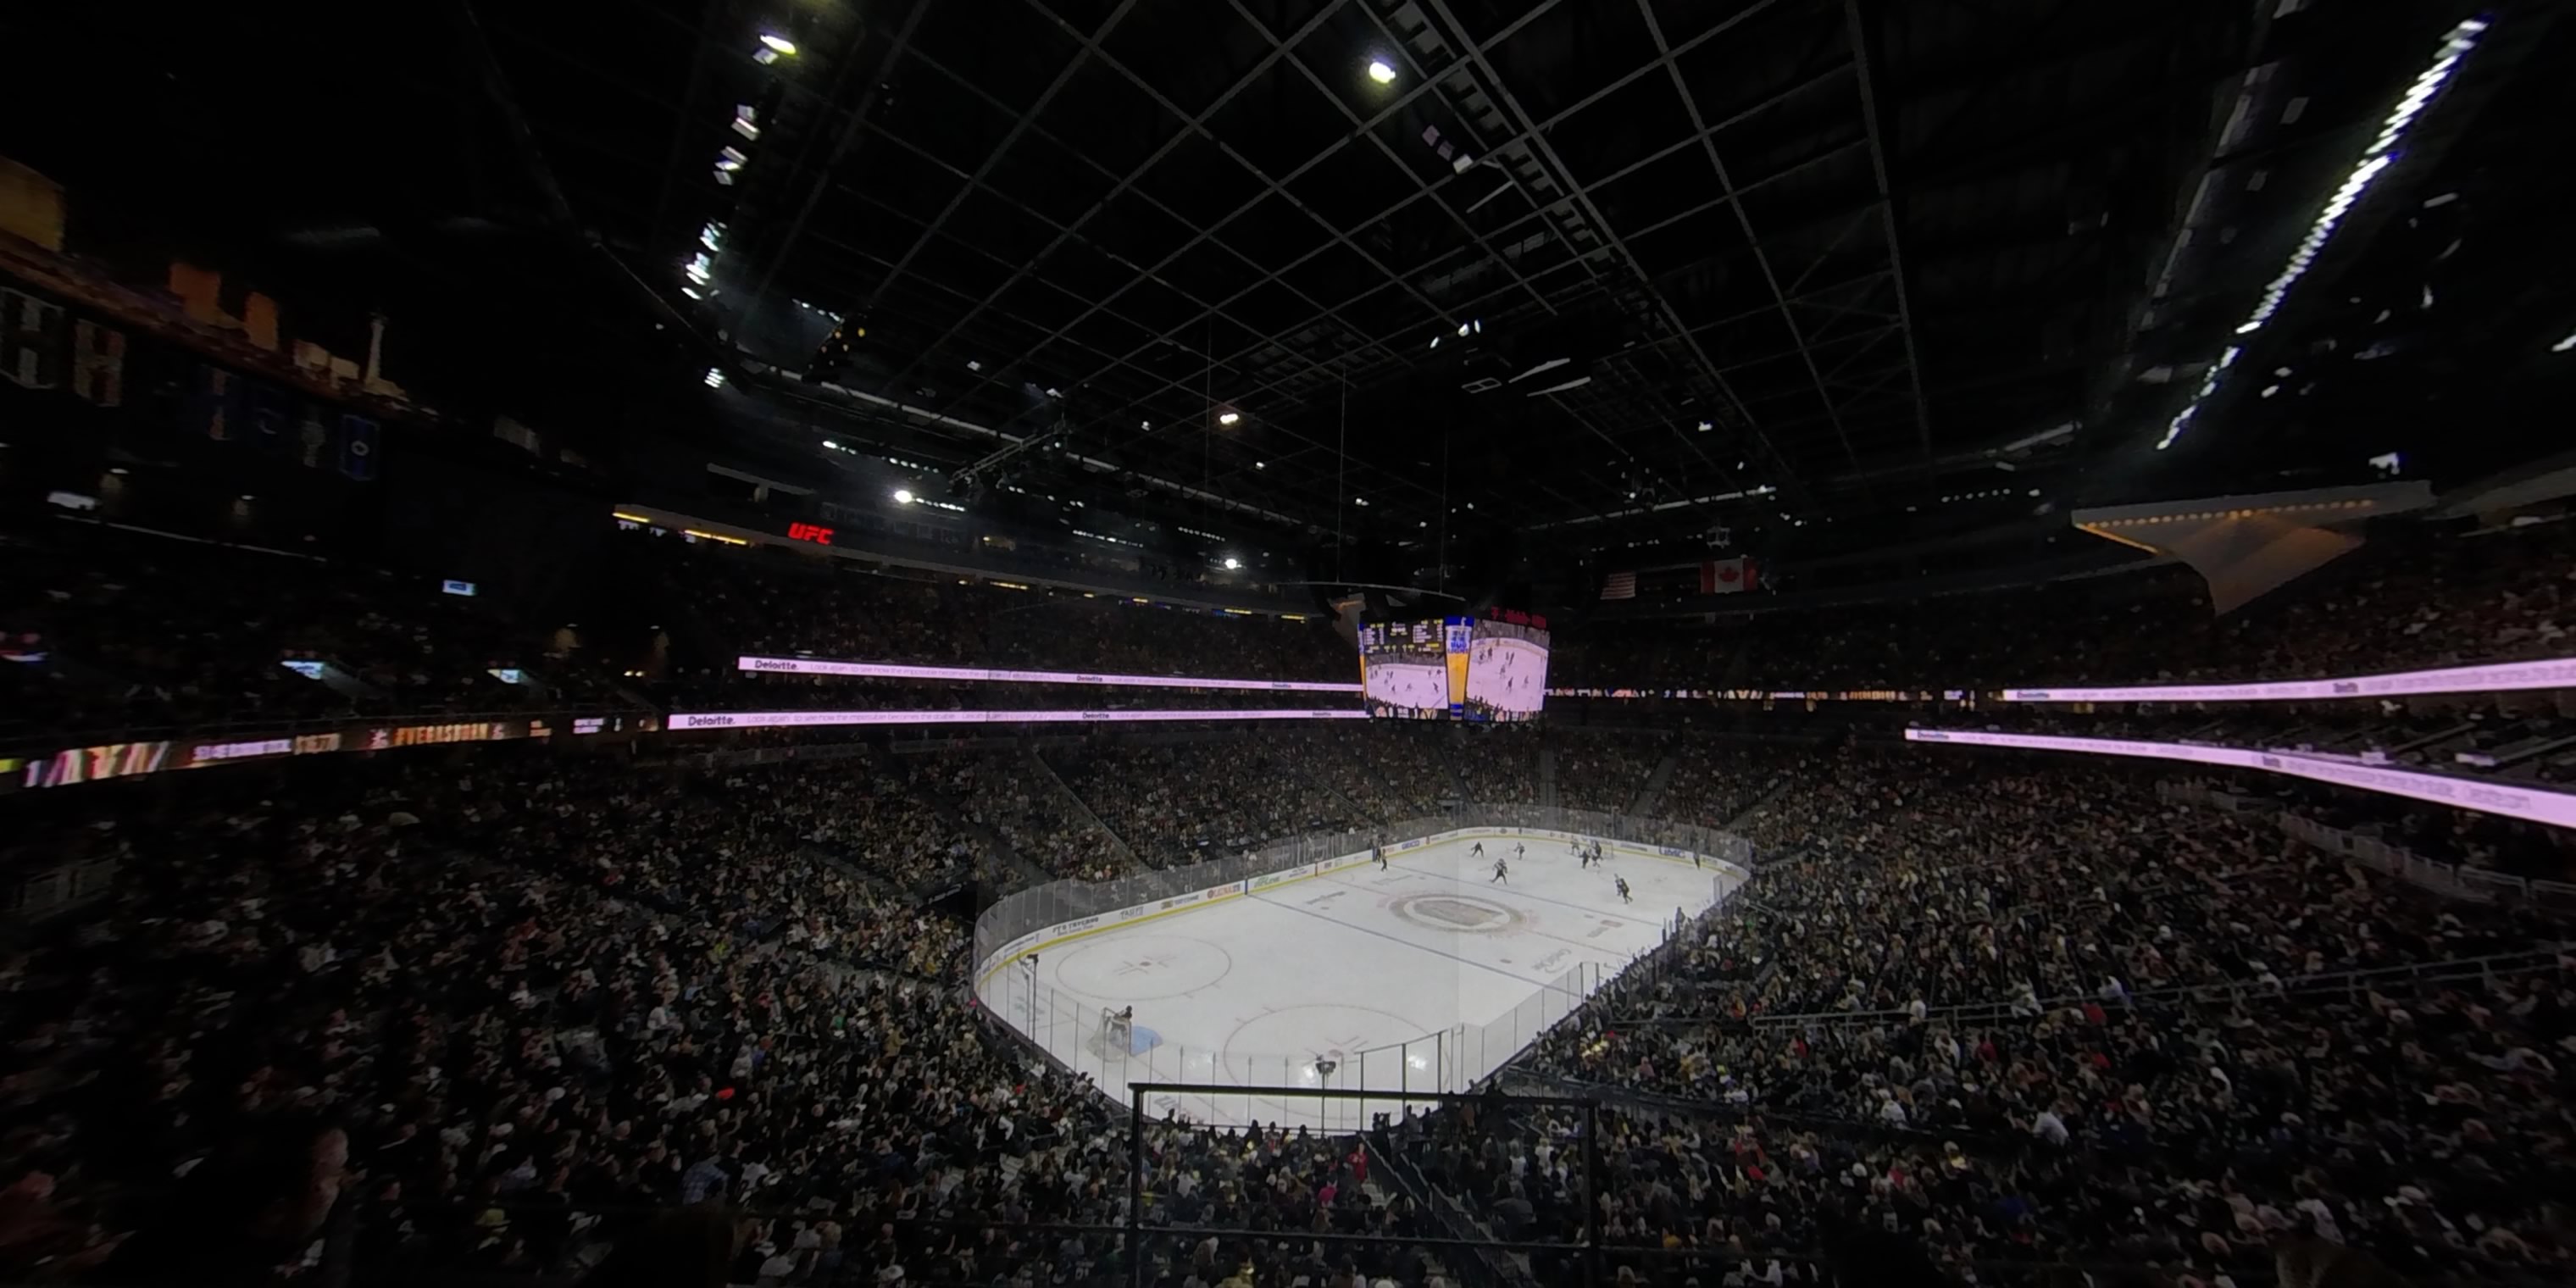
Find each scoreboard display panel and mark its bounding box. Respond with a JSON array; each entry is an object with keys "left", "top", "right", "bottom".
[
  {"left": 1358, "top": 611, "right": 1550, "bottom": 721},
  {"left": 1463, "top": 619, "right": 1549, "bottom": 722},
  {"left": 1358, "top": 620, "right": 1450, "bottom": 719}
]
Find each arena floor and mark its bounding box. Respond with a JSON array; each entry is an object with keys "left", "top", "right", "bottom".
[{"left": 981, "top": 834, "right": 1739, "bottom": 1130}]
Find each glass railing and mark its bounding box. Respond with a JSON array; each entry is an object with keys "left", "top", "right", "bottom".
[{"left": 970, "top": 804, "right": 1752, "bottom": 1130}]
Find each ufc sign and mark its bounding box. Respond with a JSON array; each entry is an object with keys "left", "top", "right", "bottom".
[{"left": 786, "top": 521, "right": 834, "bottom": 546}]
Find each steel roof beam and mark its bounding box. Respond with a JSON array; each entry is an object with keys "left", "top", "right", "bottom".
[
  {"left": 1847, "top": 0, "right": 1941, "bottom": 469},
  {"left": 956, "top": 2, "right": 1842, "bottom": 467},
  {"left": 942, "top": 0, "right": 1483, "bottom": 453},
  {"left": 1640, "top": 0, "right": 1862, "bottom": 471},
  {"left": 856, "top": 0, "right": 1143, "bottom": 324},
  {"left": 1234, "top": 0, "right": 1561, "bottom": 316},
  {"left": 1412, "top": 0, "right": 1790, "bottom": 515},
  {"left": 875, "top": 0, "right": 1399, "bottom": 417}
]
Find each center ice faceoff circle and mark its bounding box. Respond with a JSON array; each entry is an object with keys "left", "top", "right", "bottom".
[
  {"left": 1384, "top": 891, "right": 1526, "bottom": 934},
  {"left": 1052, "top": 934, "right": 1234, "bottom": 1001}
]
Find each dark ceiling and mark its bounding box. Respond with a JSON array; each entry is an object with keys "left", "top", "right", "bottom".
[{"left": 3, "top": 0, "right": 2567, "bottom": 583}]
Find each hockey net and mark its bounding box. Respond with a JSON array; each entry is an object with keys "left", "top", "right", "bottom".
[{"left": 1094, "top": 1008, "right": 1134, "bottom": 1059}]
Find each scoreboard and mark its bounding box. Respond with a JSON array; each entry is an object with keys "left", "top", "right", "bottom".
[{"left": 1357, "top": 613, "right": 1550, "bottom": 722}]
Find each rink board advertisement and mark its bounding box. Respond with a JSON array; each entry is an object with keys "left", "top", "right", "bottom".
[{"left": 974, "top": 826, "right": 1747, "bottom": 994}]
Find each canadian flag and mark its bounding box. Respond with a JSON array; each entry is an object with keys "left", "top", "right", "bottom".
[{"left": 1700, "top": 557, "right": 1759, "bottom": 595}]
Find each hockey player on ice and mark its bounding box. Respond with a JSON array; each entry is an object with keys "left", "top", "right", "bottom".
[
  {"left": 1614, "top": 875, "right": 1632, "bottom": 904},
  {"left": 1491, "top": 858, "right": 1509, "bottom": 885},
  {"left": 1469, "top": 841, "right": 1485, "bottom": 858}
]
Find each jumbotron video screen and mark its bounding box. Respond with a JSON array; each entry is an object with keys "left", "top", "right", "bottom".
[
  {"left": 1359, "top": 620, "right": 1450, "bottom": 719},
  {"left": 1358, "top": 613, "right": 1550, "bottom": 721},
  {"left": 1463, "top": 619, "right": 1549, "bottom": 722}
]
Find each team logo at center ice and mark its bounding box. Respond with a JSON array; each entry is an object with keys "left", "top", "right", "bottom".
[{"left": 1385, "top": 893, "right": 1524, "bottom": 933}]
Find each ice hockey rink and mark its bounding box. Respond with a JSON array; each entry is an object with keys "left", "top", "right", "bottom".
[
  {"left": 978, "top": 833, "right": 1740, "bottom": 1130},
  {"left": 1465, "top": 636, "right": 1548, "bottom": 715},
  {"left": 1363, "top": 659, "right": 1449, "bottom": 713}
]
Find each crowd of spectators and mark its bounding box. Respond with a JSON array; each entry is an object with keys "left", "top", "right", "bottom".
[
  {"left": 652, "top": 541, "right": 1351, "bottom": 686},
  {"left": 0, "top": 747, "right": 1062, "bottom": 1282},
  {"left": 681, "top": 676, "right": 1357, "bottom": 716},
  {"left": 1263, "top": 726, "right": 1458, "bottom": 823},
  {"left": 1554, "top": 519, "right": 2576, "bottom": 693},
  {"left": 1551, "top": 732, "right": 1668, "bottom": 813},
  {"left": 1452, "top": 727, "right": 1541, "bottom": 805},
  {"left": 1, "top": 523, "right": 635, "bottom": 747},
  {"left": 1046, "top": 742, "right": 1364, "bottom": 869},
  {"left": 18, "top": 508, "right": 2576, "bottom": 1286},
  {"left": 1654, "top": 741, "right": 1823, "bottom": 832},
  {"left": 6, "top": 715, "right": 2572, "bottom": 1285},
  {"left": 954, "top": 752, "right": 1139, "bottom": 883},
  {"left": 1498, "top": 751, "right": 2575, "bottom": 1285}
]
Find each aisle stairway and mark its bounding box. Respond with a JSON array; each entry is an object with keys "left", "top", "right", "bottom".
[
  {"left": 1030, "top": 751, "right": 1145, "bottom": 869},
  {"left": 900, "top": 763, "right": 1052, "bottom": 891},
  {"left": 1535, "top": 741, "right": 1558, "bottom": 808},
  {"left": 1627, "top": 746, "right": 1680, "bottom": 817}
]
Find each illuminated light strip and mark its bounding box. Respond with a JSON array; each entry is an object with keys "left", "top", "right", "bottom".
[
  {"left": 2157, "top": 17, "right": 2488, "bottom": 451},
  {"left": 2090, "top": 498, "right": 2379, "bottom": 527},
  {"left": 2001, "top": 655, "right": 2576, "bottom": 703},
  {"left": 612, "top": 512, "right": 653, "bottom": 524},
  {"left": 2077, "top": 523, "right": 2165, "bottom": 556},
  {"left": 1904, "top": 725, "right": 2576, "bottom": 831},
  {"left": 668, "top": 708, "right": 1369, "bottom": 730},
  {"left": 736, "top": 655, "right": 1359, "bottom": 691},
  {"left": 680, "top": 528, "right": 751, "bottom": 547}
]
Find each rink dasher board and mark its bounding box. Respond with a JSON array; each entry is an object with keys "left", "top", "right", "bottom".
[{"left": 973, "top": 826, "right": 1746, "bottom": 992}]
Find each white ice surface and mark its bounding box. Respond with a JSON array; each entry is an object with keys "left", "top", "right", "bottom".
[
  {"left": 1464, "top": 637, "right": 1548, "bottom": 715},
  {"left": 1363, "top": 660, "right": 1449, "bottom": 713},
  {"left": 980, "top": 835, "right": 1738, "bottom": 1130}
]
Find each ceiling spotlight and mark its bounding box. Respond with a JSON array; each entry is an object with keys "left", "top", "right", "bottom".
[
  {"left": 823, "top": 440, "right": 838, "bottom": 449},
  {"left": 1254, "top": 461, "right": 1265, "bottom": 469},
  {"left": 1218, "top": 411, "right": 1241, "bottom": 425},
  {"left": 703, "top": 368, "right": 726, "bottom": 388},
  {"left": 1224, "top": 557, "right": 1242, "bottom": 570},
  {"left": 1367, "top": 59, "right": 1396, "bottom": 85},
  {"left": 1354, "top": 496, "right": 1369, "bottom": 507},
  {"left": 893, "top": 489, "right": 915, "bottom": 504},
  {"left": 1456, "top": 322, "right": 1471, "bottom": 337},
  {"left": 1696, "top": 420, "right": 1713, "bottom": 432},
  {"left": 1140, "top": 419, "right": 1151, "bottom": 430},
  {"left": 759, "top": 33, "right": 797, "bottom": 55},
  {"left": 239, "top": 494, "right": 255, "bottom": 502},
  {"left": 966, "top": 359, "right": 981, "bottom": 372},
  {"left": 1045, "top": 386, "right": 1061, "bottom": 398}
]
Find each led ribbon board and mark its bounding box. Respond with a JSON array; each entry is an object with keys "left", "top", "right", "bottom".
[
  {"left": 2001, "top": 656, "right": 2576, "bottom": 703},
  {"left": 1905, "top": 727, "right": 2576, "bottom": 830},
  {"left": 669, "top": 708, "right": 1369, "bottom": 730},
  {"left": 736, "top": 656, "right": 1358, "bottom": 692}
]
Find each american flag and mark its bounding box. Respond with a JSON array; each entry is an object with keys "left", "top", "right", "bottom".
[{"left": 1599, "top": 571, "right": 1636, "bottom": 600}]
